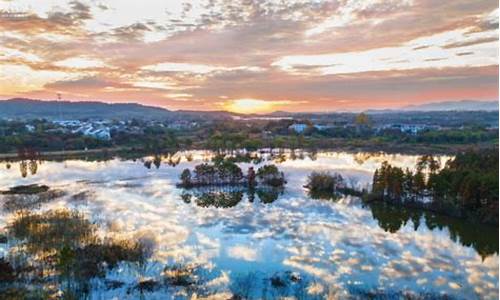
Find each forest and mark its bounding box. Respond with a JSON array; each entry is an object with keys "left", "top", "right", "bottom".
[{"left": 369, "top": 149, "right": 499, "bottom": 224}]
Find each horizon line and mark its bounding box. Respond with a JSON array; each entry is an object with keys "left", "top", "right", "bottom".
[{"left": 0, "top": 97, "right": 498, "bottom": 115}]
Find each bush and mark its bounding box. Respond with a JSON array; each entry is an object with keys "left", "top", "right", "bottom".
[
  {"left": 305, "top": 171, "right": 346, "bottom": 200},
  {"left": 257, "top": 165, "right": 286, "bottom": 187}
]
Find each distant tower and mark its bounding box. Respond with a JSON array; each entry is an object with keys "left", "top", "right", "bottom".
[
  {"left": 56, "top": 93, "right": 66, "bottom": 158},
  {"left": 57, "top": 93, "right": 63, "bottom": 121}
]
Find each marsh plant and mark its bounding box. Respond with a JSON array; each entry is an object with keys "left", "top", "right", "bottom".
[
  {"left": 2, "top": 209, "right": 148, "bottom": 298},
  {"left": 305, "top": 171, "right": 348, "bottom": 200},
  {"left": 1, "top": 184, "right": 66, "bottom": 213}
]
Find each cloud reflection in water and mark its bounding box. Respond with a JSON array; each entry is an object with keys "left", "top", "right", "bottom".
[{"left": 0, "top": 151, "right": 496, "bottom": 299}]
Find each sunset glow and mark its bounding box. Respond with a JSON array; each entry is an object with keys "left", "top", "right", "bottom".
[
  {"left": 223, "top": 99, "right": 288, "bottom": 114},
  {"left": 0, "top": 0, "right": 497, "bottom": 112}
]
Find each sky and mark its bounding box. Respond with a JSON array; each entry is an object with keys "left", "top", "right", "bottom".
[{"left": 0, "top": 0, "right": 498, "bottom": 113}]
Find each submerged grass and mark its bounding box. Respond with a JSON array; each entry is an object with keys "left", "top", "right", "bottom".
[
  {"left": 1, "top": 188, "right": 66, "bottom": 213},
  {"left": 2, "top": 208, "right": 148, "bottom": 298},
  {"left": 0, "top": 184, "right": 50, "bottom": 195}
]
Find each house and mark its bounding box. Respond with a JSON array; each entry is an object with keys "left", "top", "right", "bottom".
[
  {"left": 313, "top": 124, "right": 332, "bottom": 131},
  {"left": 53, "top": 120, "right": 82, "bottom": 127},
  {"left": 90, "top": 128, "right": 111, "bottom": 140},
  {"left": 378, "top": 124, "right": 440, "bottom": 135},
  {"left": 289, "top": 123, "right": 309, "bottom": 133}
]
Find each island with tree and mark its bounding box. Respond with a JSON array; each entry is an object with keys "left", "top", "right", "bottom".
[
  {"left": 367, "top": 150, "right": 498, "bottom": 224},
  {"left": 178, "top": 159, "right": 286, "bottom": 189}
]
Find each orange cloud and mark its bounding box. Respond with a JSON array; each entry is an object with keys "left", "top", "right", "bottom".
[{"left": 0, "top": 1, "right": 497, "bottom": 111}]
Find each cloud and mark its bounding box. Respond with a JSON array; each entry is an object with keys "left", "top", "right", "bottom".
[
  {"left": 273, "top": 27, "right": 498, "bottom": 75},
  {"left": 0, "top": 1, "right": 92, "bottom": 35},
  {"left": 305, "top": 0, "right": 414, "bottom": 36},
  {"left": 45, "top": 76, "right": 112, "bottom": 90},
  {"left": 142, "top": 62, "right": 264, "bottom": 75},
  {"left": 0, "top": 64, "right": 87, "bottom": 96},
  {"left": 53, "top": 56, "right": 108, "bottom": 69},
  {"left": 104, "top": 22, "right": 152, "bottom": 41},
  {"left": 1, "top": 152, "right": 498, "bottom": 299},
  {"left": 0, "top": 0, "right": 497, "bottom": 110},
  {"left": 227, "top": 245, "right": 258, "bottom": 261},
  {"left": 442, "top": 37, "right": 498, "bottom": 49}
]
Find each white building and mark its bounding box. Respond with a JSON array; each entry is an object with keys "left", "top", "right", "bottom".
[{"left": 289, "top": 123, "right": 309, "bottom": 133}]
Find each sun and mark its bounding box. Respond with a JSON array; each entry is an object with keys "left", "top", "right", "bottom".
[{"left": 223, "top": 99, "right": 274, "bottom": 114}]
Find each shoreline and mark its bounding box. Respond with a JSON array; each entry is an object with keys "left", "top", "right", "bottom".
[
  {"left": 0, "top": 142, "right": 496, "bottom": 160},
  {"left": 0, "top": 147, "right": 133, "bottom": 160},
  {"left": 363, "top": 197, "right": 499, "bottom": 227}
]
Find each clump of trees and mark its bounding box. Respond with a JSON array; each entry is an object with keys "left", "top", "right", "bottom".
[
  {"left": 304, "top": 171, "right": 362, "bottom": 200},
  {"left": 429, "top": 149, "right": 498, "bottom": 223},
  {"left": 305, "top": 172, "right": 345, "bottom": 200},
  {"left": 371, "top": 155, "right": 441, "bottom": 202},
  {"left": 256, "top": 165, "right": 286, "bottom": 187},
  {"left": 370, "top": 150, "right": 498, "bottom": 224},
  {"left": 179, "top": 160, "right": 286, "bottom": 188},
  {"left": 179, "top": 160, "right": 244, "bottom": 188}
]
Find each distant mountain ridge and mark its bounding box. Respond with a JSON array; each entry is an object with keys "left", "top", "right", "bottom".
[
  {"left": 0, "top": 98, "right": 235, "bottom": 120},
  {"left": 1, "top": 98, "right": 498, "bottom": 120},
  {"left": 402, "top": 100, "right": 498, "bottom": 112}
]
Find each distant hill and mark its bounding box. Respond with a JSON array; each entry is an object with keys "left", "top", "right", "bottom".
[
  {"left": 176, "top": 109, "right": 237, "bottom": 119},
  {"left": 402, "top": 100, "right": 498, "bottom": 112},
  {"left": 0, "top": 98, "right": 234, "bottom": 120},
  {"left": 2, "top": 98, "right": 497, "bottom": 121}
]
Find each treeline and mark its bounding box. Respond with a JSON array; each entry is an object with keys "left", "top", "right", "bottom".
[
  {"left": 369, "top": 150, "right": 498, "bottom": 224},
  {"left": 312, "top": 125, "right": 498, "bottom": 144},
  {"left": 0, "top": 117, "right": 498, "bottom": 155}
]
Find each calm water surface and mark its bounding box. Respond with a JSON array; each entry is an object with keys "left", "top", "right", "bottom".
[{"left": 0, "top": 151, "right": 497, "bottom": 299}]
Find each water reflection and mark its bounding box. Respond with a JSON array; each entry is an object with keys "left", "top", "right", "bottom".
[
  {"left": 0, "top": 150, "right": 497, "bottom": 299},
  {"left": 230, "top": 271, "right": 323, "bottom": 300},
  {"left": 366, "top": 202, "right": 499, "bottom": 258},
  {"left": 3, "top": 209, "right": 147, "bottom": 298},
  {"left": 186, "top": 190, "right": 244, "bottom": 208},
  {"left": 1, "top": 148, "right": 444, "bottom": 179},
  {"left": 181, "top": 185, "right": 284, "bottom": 208},
  {"left": 1, "top": 184, "right": 65, "bottom": 212},
  {"left": 254, "top": 186, "right": 284, "bottom": 204}
]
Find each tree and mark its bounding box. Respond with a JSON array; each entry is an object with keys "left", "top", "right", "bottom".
[
  {"left": 413, "top": 170, "right": 426, "bottom": 200},
  {"left": 247, "top": 167, "right": 256, "bottom": 187},
  {"left": 371, "top": 149, "right": 499, "bottom": 224},
  {"left": 355, "top": 113, "right": 371, "bottom": 127},
  {"left": 403, "top": 168, "right": 414, "bottom": 200},
  {"left": 180, "top": 169, "right": 192, "bottom": 187},
  {"left": 257, "top": 165, "right": 286, "bottom": 187}
]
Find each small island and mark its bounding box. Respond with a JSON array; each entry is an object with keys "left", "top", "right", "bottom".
[
  {"left": 304, "top": 171, "right": 361, "bottom": 200},
  {"left": 178, "top": 160, "right": 286, "bottom": 189}
]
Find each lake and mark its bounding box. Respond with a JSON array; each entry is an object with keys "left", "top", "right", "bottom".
[{"left": 0, "top": 150, "right": 497, "bottom": 299}]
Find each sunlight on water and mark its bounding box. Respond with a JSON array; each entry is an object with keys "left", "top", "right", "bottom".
[{"left": 0, "top": 151, "right": 496, "bottom": 299}]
